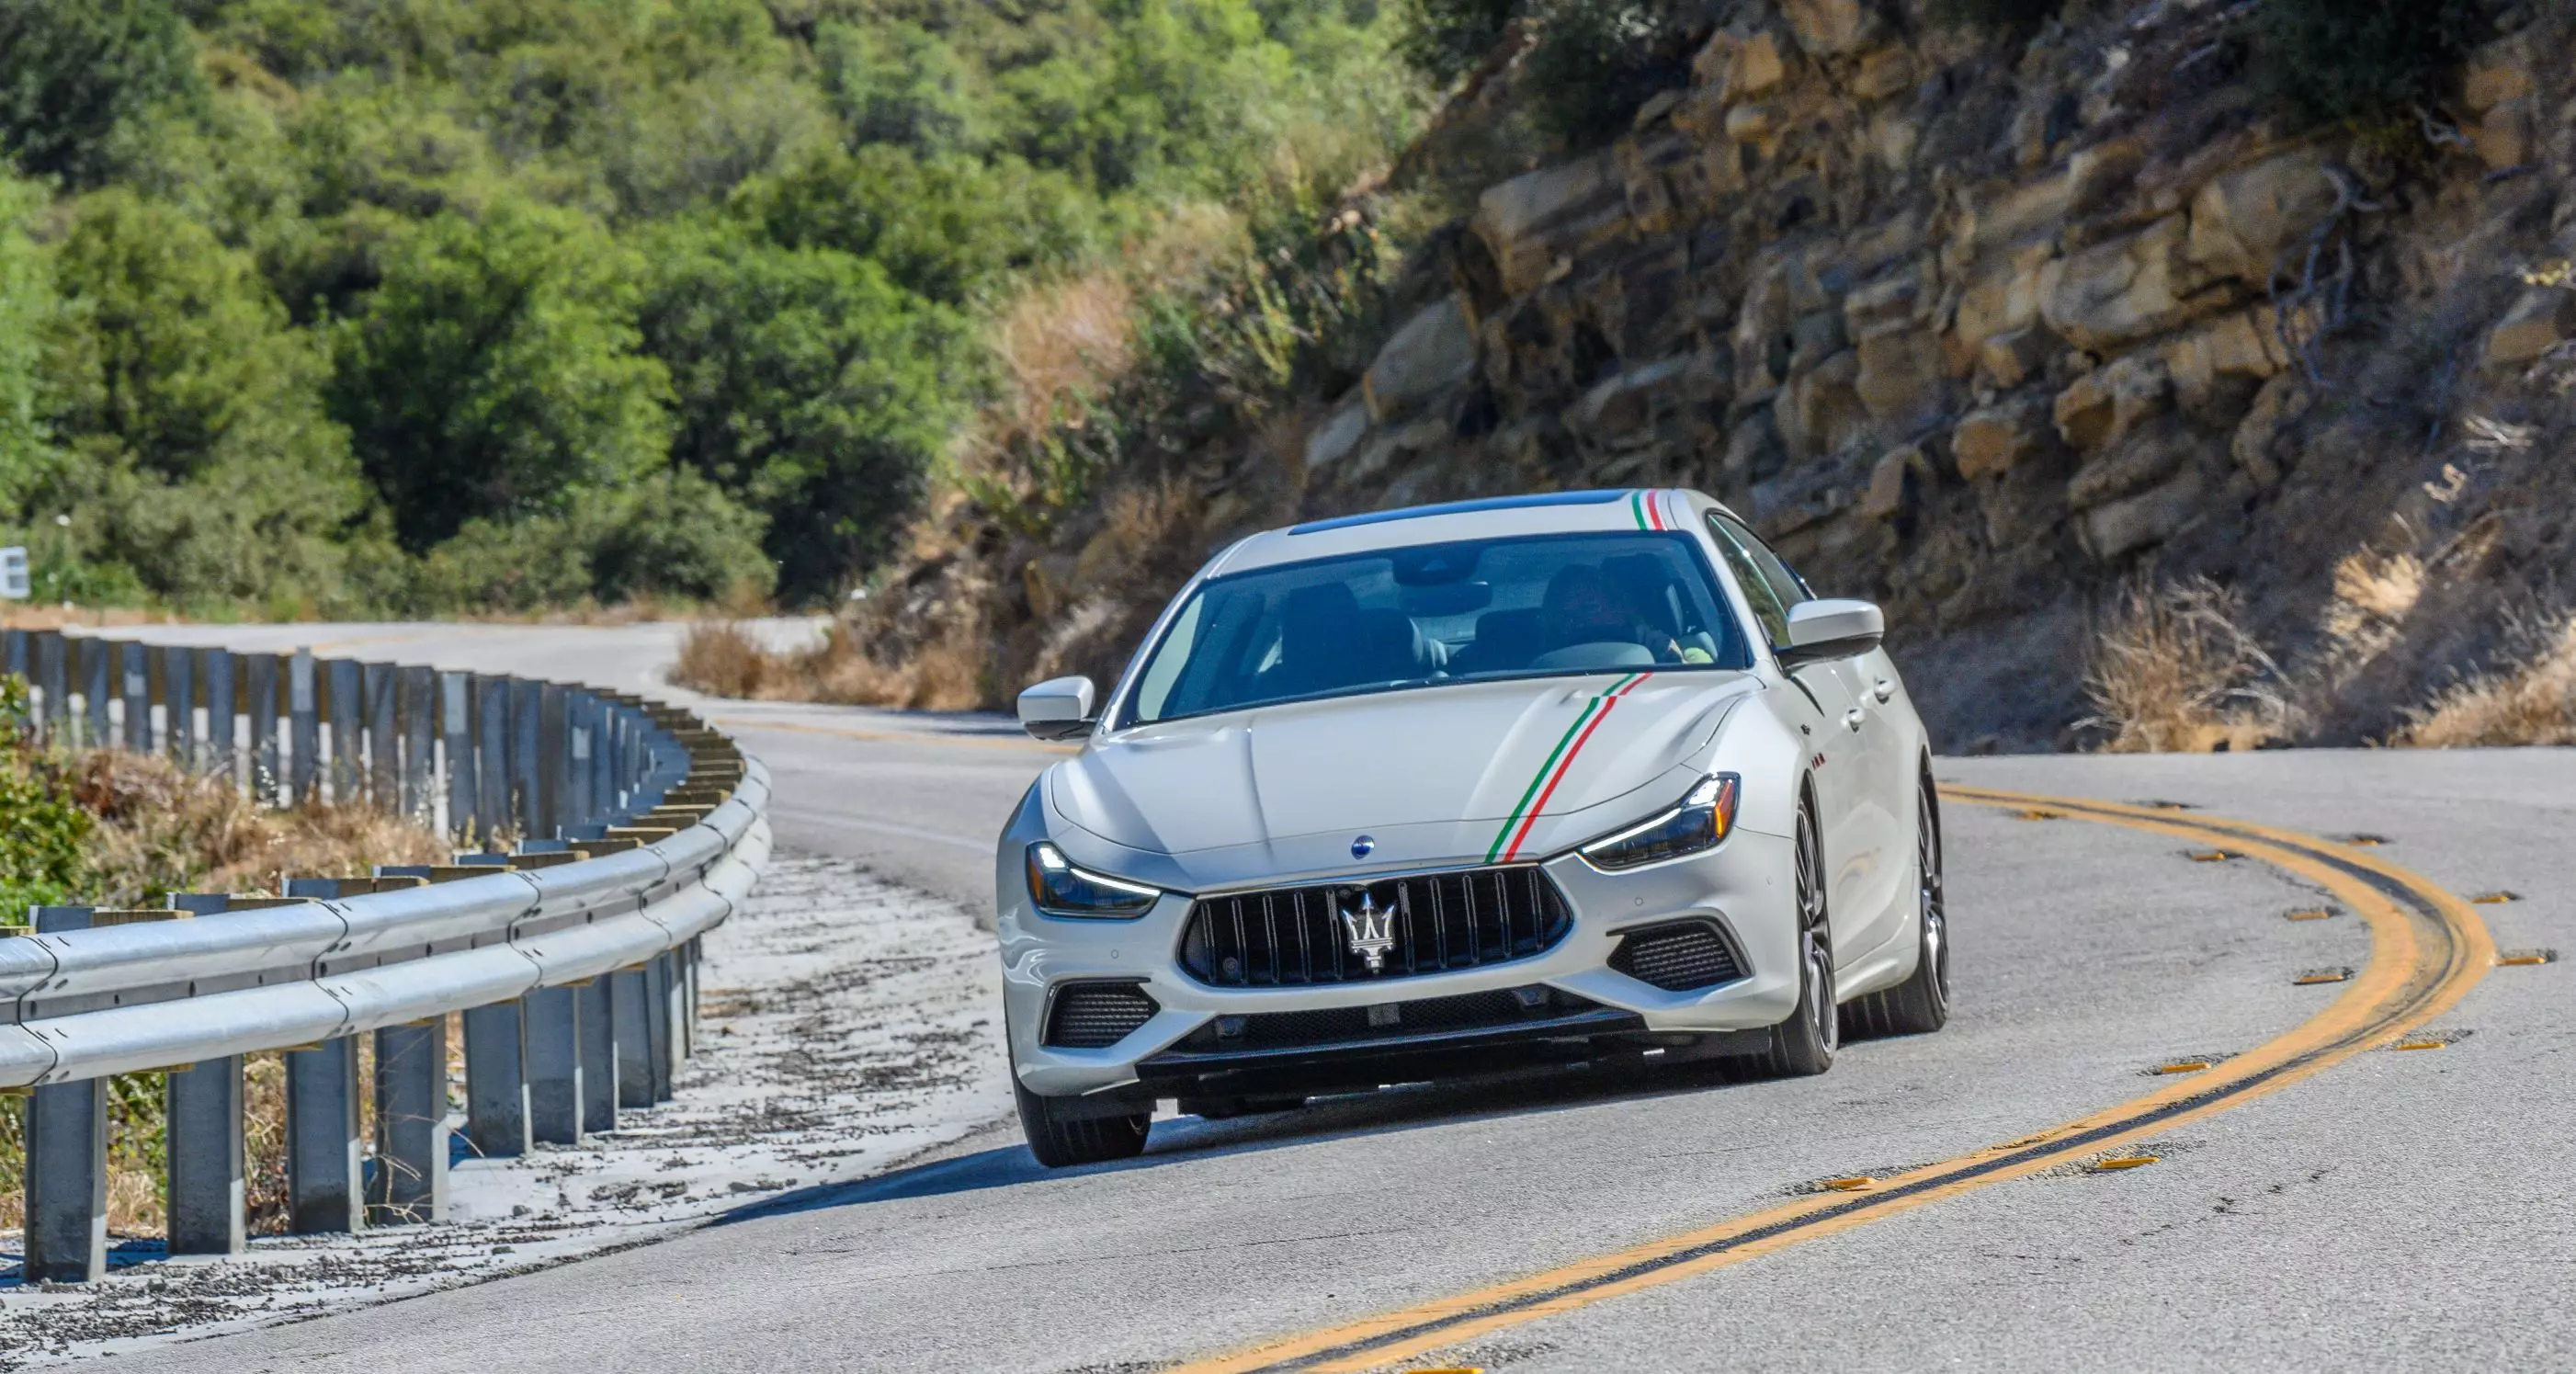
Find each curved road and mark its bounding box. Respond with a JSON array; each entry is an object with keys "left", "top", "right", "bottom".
[{"left": 95, "top": 624, "right": 2574, "bottom": 1371}]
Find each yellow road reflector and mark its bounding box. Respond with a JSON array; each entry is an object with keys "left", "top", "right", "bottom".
[
  {"left": 2292, "top": 968, "right": 2354, "bottom": 986},
  {"left": 2498, "top": 950, "right": 2556, "bottom": 967},
  {"left": 2471, "top": 891, "right": 2520, "bottom": 904},
  {"left": 1819, "top": 1176, "right": 1876, "bottom": 1192},
  {"left": 2284, "top": 908, "right": 2335, "bottom": 921},
  {"left": 2091, "top": 1155, "right": 2159, "bottom": 1172},
  {"left": 2152, "top": 1061, "right": 2215, "bottom": 1075},
  {"left": 2390, "top": 1039, "right": 2446, "bottom": 1051},
  {"left": 2187, "top": 849, "right": 2238, "bottom": 862},
  {"left": 2341, "top": 834, "right": 2389, "bottom": 847},
  {"left": 2013, "top": 809, "right": 2063, "bottom": 821}
]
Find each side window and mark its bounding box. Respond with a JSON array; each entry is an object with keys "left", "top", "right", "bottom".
[{"left": 1705, "top": 512, "right": 1808, "bottom": 648}]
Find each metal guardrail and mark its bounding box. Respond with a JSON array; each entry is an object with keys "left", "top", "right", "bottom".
[{"left": 0, "top": 627, "right": 769, "bottom": 1282}]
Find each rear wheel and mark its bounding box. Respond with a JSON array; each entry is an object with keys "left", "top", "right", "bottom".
[
  {"left": 1852, "top": 772, "right": 1950, "bottom": 1038},
  {"left": 1749, "top": 797, "right": 1837, "bottom": 1077},
  {"left": 1016, "top": 1079, "right": 1150, "bottom": 1167}
]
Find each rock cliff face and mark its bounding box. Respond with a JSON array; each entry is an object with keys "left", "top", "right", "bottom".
[{"left": 869, "top": 0, "right": 2576, "bottom": 750}]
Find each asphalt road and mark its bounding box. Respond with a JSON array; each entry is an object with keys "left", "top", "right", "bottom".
[{"left": 93, "top": 624, "right": 2573, "bottom": 1371}]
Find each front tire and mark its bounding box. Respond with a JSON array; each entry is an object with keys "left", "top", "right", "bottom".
[
  {"left": 1851, "top": 771, "right": 1950, "bottom": 1038},
  {"left": 1016, "top": 1079, "right": 1149, "bottom": 1167},
  {"left": 1749, "top": 796, "right": 1837, "bottom": 1077}
]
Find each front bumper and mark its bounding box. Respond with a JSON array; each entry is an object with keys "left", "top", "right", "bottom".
[{"left": 1001, "top": 831, "right": 1802, "bottom": 1101}]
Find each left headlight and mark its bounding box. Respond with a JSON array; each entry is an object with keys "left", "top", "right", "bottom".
[
  {"left": 1025, "top": 841, "right": 1163, "bottom": 918},
  {"left": 1578, "top": 774, "right": 1741, "bottom": 872}
]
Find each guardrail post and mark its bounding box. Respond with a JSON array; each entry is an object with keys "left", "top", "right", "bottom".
[
  {"left": 462, "top": 1000, "right": 530, "bottom": 1158},
  {"left": 442, "top": 671, "right": 474, "bottom": 841},
  {"left": 525, "top": 983, "right": 583, "bottom": 1145},
  {"left": 364, "top": 661, "right": 397, "bottom": 811},
  {"left": 37, "top": 630, "right": 68, "bottom": 744},
  {"left": 327, "top": 657, "right": 362, "bottom": 804},
  {"left": 205, "top": 648, "right": 235, "bottom": 781},
  {"left": 576, "top": 977, "right": 616, "bottom": 1134},
  {"left": 81, "top": 635, "right": 108, "bottom": 746},
  {"left": 166, "top": 1056, "right": 246, "bottom": 1255},
  {"left": 2, "top": 627, "right": 25, "bottom": 685},
  {"left": 289, "top": 648, "right": 319, "bottom": 803},
  {"left": 685, "top": 937, "right": 703, "bottom": 1056},
  {"left": 248, "top": 653, "right": 279, "bottom": 802},
  {"left": 370, "top": 1018, "right": 448, "bottom": 1225},
  {"left": 286, "top": 1037, "right": 364, "bottom": 1233},
  {"left": 563, "top": 693, "right": 594, "bottom": 831},
  {"left": 24, "top": 905, "right": 107, "bottom": 1283},
  {"left": 159, "top": 643, "right": 194, "bottom": 767},
  {"left": 644, "top": 953, "right": 675, "bottom": 1100},
  {"left": 402, "top": 665, "right": 436, "bottom": 824},
  {"left": 537, "top": 683, "right": 566, "bottom": 839},
  {"left": 119, "top": 641, "right": 149, "bottom": 751},
  {"left": 611, "top": 966, "right": 653, "bottom": 1108},
  {"left": 513, "top": 678, "right": 543, "bottom": 840},
  {"left": 475, "top": 676, "right": 510, "bottom": 845}
]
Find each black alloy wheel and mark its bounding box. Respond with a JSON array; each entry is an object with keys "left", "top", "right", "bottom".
[{"left": 1751, "top": 795, "right": 1837, "bottom": 1077}]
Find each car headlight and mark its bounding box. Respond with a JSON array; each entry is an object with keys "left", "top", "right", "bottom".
[
  {"left": 1025, "top": 842, "right": 1163, "bottom": 918},
  {"left": 1578, "top": 774, "right": 1740, "bottom": 871}
]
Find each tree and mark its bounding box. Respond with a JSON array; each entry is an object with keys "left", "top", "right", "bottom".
[
  {"left": 329, "top": 199, "right": 673, "bottom": 551},
  {"left": 639, "top": 221, "right": 976, "bottom": 601},
  {"left": 0, "top": 173, "right": 53, "bottom": 517},
  {"left": 0, "top": 0, "right": 202, "bottom": 187}
]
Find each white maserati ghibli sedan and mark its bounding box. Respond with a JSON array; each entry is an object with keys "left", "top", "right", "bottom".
[{"left": 995, "top": 488, "right": 1947, "bottom": 1165}]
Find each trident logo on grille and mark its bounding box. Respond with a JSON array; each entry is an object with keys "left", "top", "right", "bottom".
[{"left": 1339, "top": 891, "right": 1397, "bottom": 973}]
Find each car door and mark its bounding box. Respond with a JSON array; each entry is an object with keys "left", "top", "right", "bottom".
[{"left": 1702, "top": 513, "right": 1879, "bottom": 961}]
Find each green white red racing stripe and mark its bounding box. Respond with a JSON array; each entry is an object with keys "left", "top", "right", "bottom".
[
  {"left": 1628, "top": 488, "right": 1668, "bottom": 530},
  {"left": 1487, "top": 670, "right": 1654, "bottom": 863}
]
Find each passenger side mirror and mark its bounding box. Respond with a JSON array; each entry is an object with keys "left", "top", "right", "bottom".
[
  {"left": 1017, "top": 675, "right": 1098, "bottom": 741},
  {"left": 1777, "top": 599, "right": 1884, "bottom": 669}
]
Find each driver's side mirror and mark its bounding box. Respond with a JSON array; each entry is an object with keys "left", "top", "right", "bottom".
[
  {"left": 1777, "top": 599, "right": 1885, "bottom": 669},
  {"left": 1017, "top": 675, "right": 1097, "bottom": 741}
]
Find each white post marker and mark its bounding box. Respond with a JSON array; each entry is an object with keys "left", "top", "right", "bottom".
[{"left": 0, "top": 546, "right": 28, "bottom": 600}]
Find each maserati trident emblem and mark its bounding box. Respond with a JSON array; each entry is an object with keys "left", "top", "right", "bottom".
[
  {"left": 1351, "top": 834, "right": 1376, "bottom": 860},
  {"left": 1339, "top": 891, "right": 1398, "bottom": 973}
]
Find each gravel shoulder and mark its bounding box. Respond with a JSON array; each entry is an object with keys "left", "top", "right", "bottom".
[{"left": 0, "top": 854, "right": 1008, "bottom": 1368}]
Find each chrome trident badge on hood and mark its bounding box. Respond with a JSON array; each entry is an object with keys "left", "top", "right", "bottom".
[{"left": 1339, "top": 891, "right": 1397, "bottom": 972}]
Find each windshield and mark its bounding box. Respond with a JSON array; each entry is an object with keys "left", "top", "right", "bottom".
[{"left": 1122, "top": 531, "right": 1753, "bottom": 727}]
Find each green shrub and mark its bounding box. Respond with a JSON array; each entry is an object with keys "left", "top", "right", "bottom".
[
  {"left": 414, "top": 468, "right": 772, "bottom": 612},
  {"left": 2248, "top": 0, "right": 2478, "bottom": 129},
  {"left": 1522, "top": 0, "right": 1687, "bottom": 146},
  {"left": 0, "top": 676, "right": 90, "bottom": 914},
  {"left": 0, "top": 0, "right": 201, "bottom": 187},
  {"left": 1398, "top": 0, "right": 1521, "bottom": 85}
]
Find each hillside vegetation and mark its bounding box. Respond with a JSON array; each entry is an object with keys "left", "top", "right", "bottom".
[
  {"left": 736, "top": 0, "right": 2576, "bottom": 751},
  {"left": 0, "top": 0, "right": 1419, "bottom": 617}
]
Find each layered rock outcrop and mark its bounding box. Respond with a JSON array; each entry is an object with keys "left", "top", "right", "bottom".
[{"left": 867, "top": 0, "right": 2576, "bottom": 748}]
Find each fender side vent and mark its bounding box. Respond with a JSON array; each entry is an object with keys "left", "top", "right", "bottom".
[
  {"left": 1609, "top": 920, "right": 1746, "bottom": 991},
  {"left": 1044, "top": 982, "right": 1160, "bottom": 1049}
]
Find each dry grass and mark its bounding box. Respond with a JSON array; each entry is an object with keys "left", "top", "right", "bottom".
[
  {"left": 2393, "top": 610, "right": 2576, "bottom": 746},
  {"left": 2082, "top": 576, "right": 2294, "bottom": 753},
  {"left": 71, "top": 748, "right": 448, "bottom": 905},
  {"left": 671, "top": 618, "right": 989, "bottom": 710}
]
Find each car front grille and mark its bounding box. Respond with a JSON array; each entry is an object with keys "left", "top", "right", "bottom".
[
  {"left": 1043, "top": 981, "right": 1160, "bottom": 1049},
  {"left": 1608, "top": 919, "right": 1746, "bottom": 991},
  {"left": 1178, "top": 865, "right": 1572, "bottom": 987},
  {"left": 1165, "top": 987, "right": 1609, "bottom": 1053}
]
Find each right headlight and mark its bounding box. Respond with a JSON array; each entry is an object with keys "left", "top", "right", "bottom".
[
  {"left": 1025, "top": 842, "right": 1163, "bottom": 918},
  {"left": 1578, "top": 774, "right": 1740, "bottom": 871}
]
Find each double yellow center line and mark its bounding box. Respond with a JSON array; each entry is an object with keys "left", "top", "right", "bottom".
[{"left": 1172, "top": 787, "right": 2495, "bottom": 1373}]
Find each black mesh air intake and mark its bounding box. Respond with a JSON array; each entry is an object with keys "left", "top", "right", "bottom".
[
  {"left": 1043, "top": 982, "right": 1160, "bottom": 1049},
  {"left": 1608, "top": 920, "right": 1746, "bottom": 991}
]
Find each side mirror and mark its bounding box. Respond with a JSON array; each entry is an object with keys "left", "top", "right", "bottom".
[
  {"left": 1017, "top": 675, "right": 1098, "bottom": 742},
  {"left": 1777, "top": 599, "right": 1885, "bottom": 669}
]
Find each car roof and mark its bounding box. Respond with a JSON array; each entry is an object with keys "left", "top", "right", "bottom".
[{"left": 1208, "top": 489, "right": 1729, "bottom": 577}]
